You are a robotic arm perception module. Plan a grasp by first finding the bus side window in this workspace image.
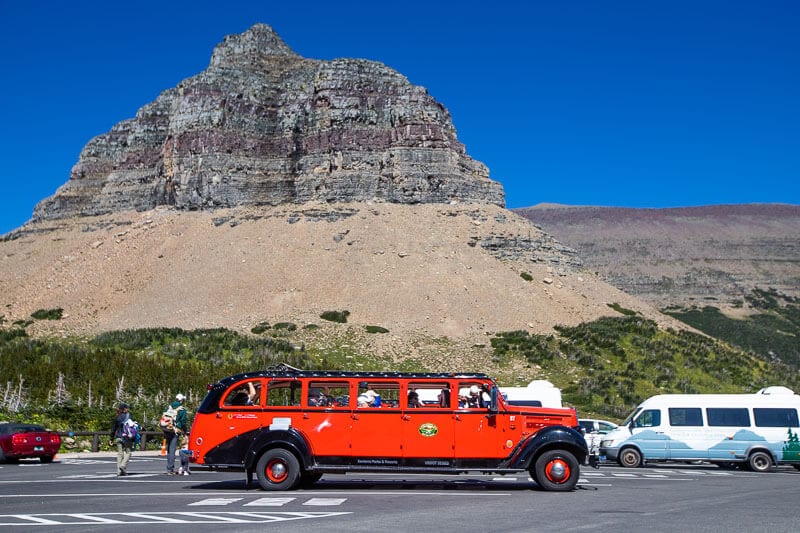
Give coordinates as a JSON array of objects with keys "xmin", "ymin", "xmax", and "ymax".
[{"xmin": 267, "ymin": 380, "xmax": 298, "ymax": 407}]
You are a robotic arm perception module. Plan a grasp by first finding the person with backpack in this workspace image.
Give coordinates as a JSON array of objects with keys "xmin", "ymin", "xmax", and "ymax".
[
  {"xmin": 161, "ymin": 393, "xmax": 187, "ymax": 475},
  {"xmin": 109, "ymin": 403, "xmax": 133, "ymax": 476}
]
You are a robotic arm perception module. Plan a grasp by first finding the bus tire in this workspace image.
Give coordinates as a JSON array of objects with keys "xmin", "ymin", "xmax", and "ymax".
[
  {"xmin": 531, "ymin": 450, "xmax": 580, "ymax": 492},
  {"xmin": 747, "ymin": 451, "xmax": 773, "ymax": 473},
  {"xmin": 618, "ymin": 447, "xmax": 642, "ymax": 468},
  {"xmin": 256, "ymin": 449, "xmax": 301, "ymax": 490}
]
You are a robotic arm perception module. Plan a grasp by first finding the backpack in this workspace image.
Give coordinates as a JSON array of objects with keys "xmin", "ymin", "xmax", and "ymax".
[
  {"xmin": 122, "ymin": 418, "xmax": 140, "ymax": 443},
  {"xmin": 160, "ymin": 405, "xmax": 181, "ymax": 431}
]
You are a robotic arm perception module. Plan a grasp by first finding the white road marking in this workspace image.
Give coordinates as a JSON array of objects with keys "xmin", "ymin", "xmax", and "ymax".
[
  {"xmin": 244, "ymin": 497, "xmax": 296, "ymax": 506},
  {"xmin": 303, "ymin": 498, "xmax": 347, "ymax": 506},
  {"xmin": 188, "ymin": 498, "xmax": 243, "ymax": 506},
  {"xmin": 0, "ymin": 512, "xmax": 352, "ymax": 526}
]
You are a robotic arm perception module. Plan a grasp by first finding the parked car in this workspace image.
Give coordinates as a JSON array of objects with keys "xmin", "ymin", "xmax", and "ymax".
[
  {"xmin": 0, "ymin": 422, "xmax": 61, "ymax": 463},
  {"xmin": 579, "ymin": 419, "xmax": 618, "ymax": 456}
]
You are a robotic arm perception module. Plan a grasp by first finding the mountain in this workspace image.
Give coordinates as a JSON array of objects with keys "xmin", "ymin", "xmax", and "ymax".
[
  {"xmin": 0, "ymin": 25, "xmax": 682, "ymax": 364},
  {"xmin": 31, "ymin": 24, "xmax": 503, "ymax": 222},
  {"xmin": 514, "ymin": 203, "xmax": 800, "ymax": 309}
]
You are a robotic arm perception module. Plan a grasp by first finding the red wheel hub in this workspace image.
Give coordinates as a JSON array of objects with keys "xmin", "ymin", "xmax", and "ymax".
[
  {"xmin": 544, "ymin": 458, "xmax": 570, "ymax": 483},
  {"xmin": 266, "ymin": 459, "xmax": 288, "ymax": 483}
]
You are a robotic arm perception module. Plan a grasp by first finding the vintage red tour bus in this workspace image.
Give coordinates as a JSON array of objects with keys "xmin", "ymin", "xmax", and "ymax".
[{"xmin": 188, "ymin": 364, "xmax": 592, "ymax": 491}]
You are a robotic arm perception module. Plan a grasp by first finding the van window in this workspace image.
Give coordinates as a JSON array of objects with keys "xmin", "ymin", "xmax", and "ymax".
[
  {"xmin": 307, "ymin": 381, "xmax": 350, "ymax": 408},
  {"xmin": 707, "ymin": 407, "xmax": 750, "ymax": 427},
  {"xmin": 633, "ymin": 409, "xmax": 661, "ymax": 428},
  {"xmin": 267, "ymin": 380, "xmax": 300, "ymax": 407},
  {"xmin": 754, "ymin": 408, "xmax": 799, "ymax": 427},
  {"xmin": 669, "ymin": 407, "xmax": 703, "ymax": 426}
]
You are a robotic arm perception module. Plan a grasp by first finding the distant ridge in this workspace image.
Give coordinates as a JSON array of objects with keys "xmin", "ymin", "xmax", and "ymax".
[{"xmin": 515, "ymin": 203, "xmax": 800, "ymax": 307}]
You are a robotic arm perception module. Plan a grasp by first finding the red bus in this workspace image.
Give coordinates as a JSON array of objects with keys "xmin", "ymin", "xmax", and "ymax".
[{"xmin": 188, "ymin": 365, "xmax": 592, "ymax": 491}]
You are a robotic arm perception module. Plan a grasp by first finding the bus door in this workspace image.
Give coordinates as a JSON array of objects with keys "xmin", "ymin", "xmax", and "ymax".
[
  {"xmin": 301, "ymin": 380, "xmax": 352, "ymax": 462},
  {"xmin": 219, "ymin": 378, "xmax": 267, "ymax": 448},
  {"xmin": 402, "ymin": 382, "xmax": 455, "ymax": 466},
  {"xmin": 349, "ymin": 380, "xmax": 403, "ymax": 464},
  {"xmin": 453, "ymin": 381, "xmax": 510, "ymax": 460}
]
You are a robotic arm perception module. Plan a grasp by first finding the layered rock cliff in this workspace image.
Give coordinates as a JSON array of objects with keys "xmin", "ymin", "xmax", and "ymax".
[{"xmin": 33, "ymin": 24, "xmax": 504, "ymax": 221}]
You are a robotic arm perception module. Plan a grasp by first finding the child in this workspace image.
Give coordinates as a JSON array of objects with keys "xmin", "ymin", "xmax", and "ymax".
[{"xmin": 177, "ymin": 434, "xmax": 191, "ymax": 475}]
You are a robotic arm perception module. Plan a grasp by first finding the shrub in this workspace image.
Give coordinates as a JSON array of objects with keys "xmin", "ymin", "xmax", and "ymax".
[
  {"xmin": 303, "ymin": 324, "xmax": 320, "ymax": 330},
  {"xmin": 31, "ymin": 308, "xmax": 64, "ymax": 320},
  {"xmin": 251, "ymin": 322, "xmax": 270, "ymax": 334},
  {"xmin": 520, "ymin": 272, "xmax": 533, "ymax": 282},
  {"xmin": 320, "ymin": 310, "xmax": 350, "ymax": 323},
  {"xmin": 365, "ymin": 325, "xmax": 389, "ymax": 334},
  {"xmin": 273, "ymin": 322, "xmax": 297, "ymax": 331}
]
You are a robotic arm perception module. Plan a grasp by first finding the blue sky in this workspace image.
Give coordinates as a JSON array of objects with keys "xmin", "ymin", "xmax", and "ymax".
[{"xmin": 1, "ymin": 0, "xmax": 798, "ymax": 234}]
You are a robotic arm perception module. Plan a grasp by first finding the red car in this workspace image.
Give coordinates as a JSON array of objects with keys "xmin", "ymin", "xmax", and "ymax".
[{"xmin": 0, "ymin": 422, "xmax": 61, "ymax": 463}]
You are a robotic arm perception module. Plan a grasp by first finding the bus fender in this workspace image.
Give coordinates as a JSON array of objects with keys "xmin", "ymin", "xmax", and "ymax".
[
  {"xmin": 505, "ymin": 425, "xmax": 588, "ymax": 469},
  {"xmin": 244, "ymin": 428, "xmax": 313, "ymax": 470}
]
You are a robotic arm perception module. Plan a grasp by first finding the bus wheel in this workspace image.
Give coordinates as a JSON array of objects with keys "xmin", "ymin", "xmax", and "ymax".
[
  {"xmin": 256, "ymin": 449, "xmax": 301, "ymax": 490},
  {"xmin": 747, "ymin": 451, "xmax": 773, "ymax": 473},
  {"xmin": 618, "ymin": 447, "xmax": 642, "ymax": 468},
  {"xmin": 531, "ymin": 450, "xmax": 580, "ymax": 492}
]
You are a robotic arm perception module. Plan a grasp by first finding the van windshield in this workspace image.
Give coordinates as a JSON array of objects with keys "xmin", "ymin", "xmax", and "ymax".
[{"xmin": 622, "ymin": 407, "xmax": 641, "ymax": 426}]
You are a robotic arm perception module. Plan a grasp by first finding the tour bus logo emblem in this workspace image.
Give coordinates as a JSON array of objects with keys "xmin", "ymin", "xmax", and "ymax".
[{"xmin": 419, "ymin": 423, "xmax": 438, "ymax": 437}]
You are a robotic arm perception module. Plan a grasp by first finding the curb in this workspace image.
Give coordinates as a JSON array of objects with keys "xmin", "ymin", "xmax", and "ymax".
[{"xmin": 57, "ymin": 450, "xmax": 165, "ymax": 459}]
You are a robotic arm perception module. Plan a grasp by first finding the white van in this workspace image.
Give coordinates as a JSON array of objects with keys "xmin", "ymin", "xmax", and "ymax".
[{"xmin": 599, "ymin": 386, "xmax": 800, "ymax": 471}]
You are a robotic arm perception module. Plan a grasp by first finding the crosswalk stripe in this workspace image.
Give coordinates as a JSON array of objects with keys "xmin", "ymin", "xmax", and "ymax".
[
  {"xmin": 188, "ymin": 498, "xmax": 242, "ymax": 506},
  {"xmin": 303, "ymin": 498, "xmax": 347, "ymax": 506},
  {"xmin": 244, "ymin": 498, "xmax": 296, "ymax": 506}
]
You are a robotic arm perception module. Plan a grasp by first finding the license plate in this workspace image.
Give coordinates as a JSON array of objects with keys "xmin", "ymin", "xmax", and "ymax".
[{"xmin": 34, "ymin": 446, "xmax": 44, "ymax": 451}]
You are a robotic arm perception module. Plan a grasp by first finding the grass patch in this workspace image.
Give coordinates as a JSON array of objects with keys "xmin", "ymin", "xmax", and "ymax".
[
  {"xmin": 273, "ymin": 322, "xmax": 297, "ymax": 331},
  {"xmin": 520, "ymin": 272, "xmax": 533, "ymax": 282},
  {"xmin": 251, "ymin": 322, "xmax": 270, "ymax": 334},
  {"xmin": 365, "ymin": 325, "xmax": 389, "ymax": 334}
]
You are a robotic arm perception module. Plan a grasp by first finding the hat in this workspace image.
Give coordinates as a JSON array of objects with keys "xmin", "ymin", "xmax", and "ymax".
[
  {"xmin": 118, "ymin": 403, "xmax": 129, "ymax": 409},
  {"xmin": 176, "ymin": 393, "xmax": 186, "ymax": 401},
  {"xmin": 469, "ymin": 385, "xmax": 480, "ymax": 395}
]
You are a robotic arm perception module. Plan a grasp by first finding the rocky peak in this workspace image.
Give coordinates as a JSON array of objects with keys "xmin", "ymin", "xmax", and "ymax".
[
  {"xmin": 209, "ymin": 23, "xmax": 300, "ymax": 68},
  {"xmin": 31, "ymin": 24, "xmax": 504, "ymax": 223}
]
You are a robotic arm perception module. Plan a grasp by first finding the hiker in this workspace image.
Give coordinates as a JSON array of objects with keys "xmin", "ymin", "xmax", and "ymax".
[
  {"xmin": 161, "ymin": 393, "xmax": 188, "ymax": 475},
  {"xmin": 109, "ymin": 403, "xmax": 133, "ymax": 476}
]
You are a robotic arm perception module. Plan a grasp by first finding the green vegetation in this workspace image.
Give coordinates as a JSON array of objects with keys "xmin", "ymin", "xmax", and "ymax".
[
  {"xmin": 490, "ymin": 315, "xmax": 800, "ymax": 420},
  {"xmin": 0, "ymin": 327, "xmax": 309, "ymax": 432},
  {"xmin": 3, "ymin": 290, "xmax": 799, "ymax": 434},
  {"xmin": 607, "ymin": 302, "xmax": 637, "ymax": 316},
  {"xmin": 664, "ymin": 288, "xmax": 800, "ymax": 367},
  {"xmin": 520, "ymin": 272, "xmax": 533, "ymax": 282},
  {"xmin": 320, "ymin": 310, "xmax": 350, "ymax": 323},
  {"xmin": 250, "ymin": 321, "xmax": 270, "ymax": 334},
  {"xmin": 31, "ymin": 308, "xmax": 64, "ymax": 320}
]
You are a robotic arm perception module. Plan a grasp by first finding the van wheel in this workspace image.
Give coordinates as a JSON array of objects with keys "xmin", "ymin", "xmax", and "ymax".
[
  {"xmin": 256, "ymin": 449, "xmax": 301, "ymax": 490},
  {"xmin": 747, "ymin": 451, "xmax": 773, "ymax": 473},
  {"xmin": 618, "ymin": 447, "xmax": 642, "ymax": 468},
  {"xmin": 531, "ymin": 450, "xmax": 580, "ymax": 492}
]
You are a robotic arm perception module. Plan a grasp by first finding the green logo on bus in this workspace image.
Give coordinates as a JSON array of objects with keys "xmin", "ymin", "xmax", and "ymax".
[{"xmin": 419, "ymin": 423, "xmax": 438, "ymax": 437}]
